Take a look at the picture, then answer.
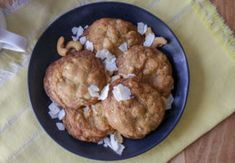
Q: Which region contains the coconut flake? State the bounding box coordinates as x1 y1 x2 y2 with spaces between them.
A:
88 84 100 97
103 137 111 148
71 36 78 41
110 134 119 151
166 94 174 110
58 109 65 120
116 144 125 155
96 49 113 60
111 75 121 82
56 122 65 131
137 22 147 35
122 73 136 79
112 84 132 101
71 26 84 41
72 27 79 35
85 40 94 51
99 84 110 100
143 33 155 47
97 139 104 145
98 134 125 155
48 102 60 115
118 42 128 52
48 111 58 119
79 36 87 45
96 49 118 73
104 57 118 72
76 26 84 38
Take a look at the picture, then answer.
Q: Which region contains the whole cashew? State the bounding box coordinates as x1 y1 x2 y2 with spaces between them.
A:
57 36 68 56
66 41 82 51
57 37 83 56
151 37 167 48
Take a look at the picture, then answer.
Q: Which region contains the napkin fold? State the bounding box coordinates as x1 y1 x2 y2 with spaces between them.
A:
0 0 235 163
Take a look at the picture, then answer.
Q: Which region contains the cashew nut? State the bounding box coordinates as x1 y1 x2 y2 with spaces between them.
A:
57 36 68 56
145 27 154 36
151 37 167 48
57 37 83 57
114 131 123 144
66 41 82 51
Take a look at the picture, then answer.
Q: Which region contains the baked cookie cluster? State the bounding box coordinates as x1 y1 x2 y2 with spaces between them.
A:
44 18 174 146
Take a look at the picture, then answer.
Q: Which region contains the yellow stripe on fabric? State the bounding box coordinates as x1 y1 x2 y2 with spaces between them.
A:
146 0 191 23
157 5 235 161
0 0 79 86
190 0 235 59
115 0 191 23
0 69 28 130
6 0 78 39
0 51 26 70
0 109 41 162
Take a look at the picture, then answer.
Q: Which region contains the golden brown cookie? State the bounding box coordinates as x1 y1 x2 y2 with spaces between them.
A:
63 103 113 142
103 78 165 139
44 50 108 110
85 18 143 56
117 45 174 96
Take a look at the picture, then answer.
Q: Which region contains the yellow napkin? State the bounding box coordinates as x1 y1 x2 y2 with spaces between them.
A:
0 0 235 162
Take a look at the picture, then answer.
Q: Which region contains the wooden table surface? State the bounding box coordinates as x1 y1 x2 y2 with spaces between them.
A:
170 0 235 163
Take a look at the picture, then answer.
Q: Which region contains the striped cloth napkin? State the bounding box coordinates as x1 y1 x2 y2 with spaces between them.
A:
0 0 235 162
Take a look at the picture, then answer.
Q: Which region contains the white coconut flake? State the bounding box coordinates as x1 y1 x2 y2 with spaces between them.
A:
71 26 84 41
103 143 108 148
112 84 132 102
97 139 104 145
56 122 65 131
72 36 78 41
104 57 118 72
88 84 100 97
111 75 121 82
58 109 65 120
137 22 147 35
79 36 87 45
76 26 84 38
166 94 174 110
72 27 79 35
110 134 119 151
103 137 111 148
118 42 128 52
85 40 94 51
98 134 125 155
143 33 155 47
122 73 136 79
48 102 60 115
99 84 110 100
96 49 113 60
48 111 58 119
96 49 118 73
116 144 125 155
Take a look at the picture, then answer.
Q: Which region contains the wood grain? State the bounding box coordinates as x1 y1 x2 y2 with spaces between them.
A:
169 0 235 163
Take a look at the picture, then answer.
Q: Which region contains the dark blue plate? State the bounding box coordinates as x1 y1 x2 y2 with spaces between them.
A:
28 2 189 161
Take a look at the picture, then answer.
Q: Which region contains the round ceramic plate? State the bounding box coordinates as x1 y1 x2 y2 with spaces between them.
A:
28 2 189 161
